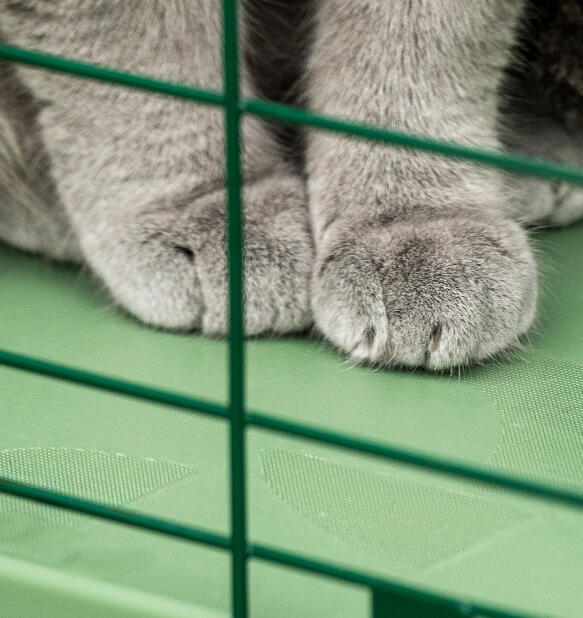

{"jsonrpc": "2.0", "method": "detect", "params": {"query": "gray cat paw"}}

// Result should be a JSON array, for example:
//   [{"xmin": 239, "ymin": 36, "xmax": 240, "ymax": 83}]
[
  {"xmin": 545, "ymin": 183, "xmax": 583, "ymax": 226},
  {"xmin": 87, "ymin": 175, "xmax": 313, "ymax": 336},
  {"xmin": 512, "ymin": 178, "xmax": 583, "ymax": 227},
  {"xmin": 312, "ymin": 216, "xmax": 537, "ymax": 370}
]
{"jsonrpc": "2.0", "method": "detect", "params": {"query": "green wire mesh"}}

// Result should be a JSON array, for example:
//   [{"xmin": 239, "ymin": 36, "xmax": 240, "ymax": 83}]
[{"xmin": 1, "ymin": 1, "xmax": 583, "ymax": 616}]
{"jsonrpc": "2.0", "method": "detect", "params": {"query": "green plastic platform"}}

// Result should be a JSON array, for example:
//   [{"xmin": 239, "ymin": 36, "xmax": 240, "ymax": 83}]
[{"xmin": 1, "ymin": 222, "xmax": 583, "ymax": 617}]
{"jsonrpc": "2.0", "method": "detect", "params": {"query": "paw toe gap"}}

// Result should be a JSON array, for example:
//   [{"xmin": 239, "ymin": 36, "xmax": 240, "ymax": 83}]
[
  {"xmin": 364, "ymin": 326, "xmax": 376, "ymax": 347},
  {"xmin": 425, "ymin": 324, "xmax": 443, "ymax": 367},
  {"xmin": 430, "ymin": 324, "xmax": 443, "ymax": 351},
  {"xmin": 172, "ymin": 244, "xmax": 195, "ymax": 262}
]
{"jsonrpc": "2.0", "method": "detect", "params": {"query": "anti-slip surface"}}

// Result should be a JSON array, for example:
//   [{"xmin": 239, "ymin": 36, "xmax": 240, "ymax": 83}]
[{"xmin": 0, "ymin": 222, "xmax": 582, "ymax": 617}]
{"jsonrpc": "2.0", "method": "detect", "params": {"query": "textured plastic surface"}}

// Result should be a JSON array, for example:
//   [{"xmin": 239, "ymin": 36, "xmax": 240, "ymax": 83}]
[{"xmin": 1, "ymin": 221, "xmax": 583, "ymax": 617}]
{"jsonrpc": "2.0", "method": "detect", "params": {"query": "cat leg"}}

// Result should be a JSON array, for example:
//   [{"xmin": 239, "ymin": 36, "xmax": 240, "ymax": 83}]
[
  {"xmin": 307, "ymin": 0, "xmax": 536, "ymax": 369},
  {"xmin": 1, "ymin": 1, "xmax": 313, "ymax": 335},
  {"xmin": 0, "ymin": 62, "xmax": 79, "ymax": 261}
]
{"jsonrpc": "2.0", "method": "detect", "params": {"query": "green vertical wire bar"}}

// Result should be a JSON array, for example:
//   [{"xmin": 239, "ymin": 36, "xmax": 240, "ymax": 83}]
[{"xmin": 223, "ymin": 0, "xmax": 248, "ymax": 617}]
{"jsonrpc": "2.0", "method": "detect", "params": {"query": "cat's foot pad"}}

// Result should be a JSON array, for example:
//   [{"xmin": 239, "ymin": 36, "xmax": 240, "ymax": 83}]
[{"xmin": 312, "ymin": 216, "xmax": 537, "ymax": 370}]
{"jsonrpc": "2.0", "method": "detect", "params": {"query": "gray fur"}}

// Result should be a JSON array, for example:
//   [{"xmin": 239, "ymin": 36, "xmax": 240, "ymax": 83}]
[
  {"xmin": 307, "ymin": 1, "xmax": 539, "ymax": 369},
  {"xmin": 503, "ymin": 116, "xmax": 583, "ymax": 227},
  {"xmin": 0, "ymin": 0, "xmax": 313, "ymax": 335},
  {"xmin": 0, "ymin": 1, "xmax": 581, "ymax": 369}
]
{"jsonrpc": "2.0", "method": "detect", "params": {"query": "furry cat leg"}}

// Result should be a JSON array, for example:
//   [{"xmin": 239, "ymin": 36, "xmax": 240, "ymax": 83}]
[
  {"xmin": 307, "ymin": 0, "xmax": 537, "ymax": 369},
  {"xmin": 502, "ymin": 0, "xmax": 583, "ymax": 229},
  {"xmin": 0, "ymin": 1, "xmax": 312, "ymax": 334},
  {"xmin": 0, "ymin": 62, "xmax": 78, "ymax": 261}
]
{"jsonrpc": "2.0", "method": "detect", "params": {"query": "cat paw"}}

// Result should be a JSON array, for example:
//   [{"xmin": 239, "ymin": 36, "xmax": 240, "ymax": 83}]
[
  {"xmin": 546, "ymin": 183, "xmax": 583, "ymax": 226},
  {"xmin": 513, "ymin": 177, "xmax": 583, "ymax": 227},
  {"xmin": 85, "ymin": 175, "xmax": 313, "ymax": 336},
  {"xmin": 312, "ymin": 216, "xmax": 537, "ymax": 370}
]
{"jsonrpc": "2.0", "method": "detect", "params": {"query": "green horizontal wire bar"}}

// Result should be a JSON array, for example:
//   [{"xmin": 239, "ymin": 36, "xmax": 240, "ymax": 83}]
[
  {"xmin": 0, "ymin": 44, "xmax": 224, "ymax": 107},
  {"xmin": 1, "ymin": 44, "xmax": 583, "ymax": 187},
  {"xmin": 243, "ymin": 98, "xmax": 583, "ymax": 187},
  {"xmin": 249, "ymin": 544, "xmax": 547, "ymax": 618},
  {"xmin": 246, "ymin": 412, "xmax": 583, "ymax": 508},
  {"xmin": 0, "ymin": 477, "xmax": 230, "ymax": 550},
  {"xmin": 0, "ymin": 475, "xmax": 547, "ymax": 618},
  {"xmin": 0, "ymin": 349, "xmax": 228, "ymax": 419},
  {"xmin": 1, "ymin": 347, "xmax": 582, "ymax": 509}
]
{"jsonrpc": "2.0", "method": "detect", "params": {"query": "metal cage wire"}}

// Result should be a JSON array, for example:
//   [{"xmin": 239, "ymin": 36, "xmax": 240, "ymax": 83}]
[{"xmin": 1, "ymin": 2, "xmax": 583, "ymax": 617}]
